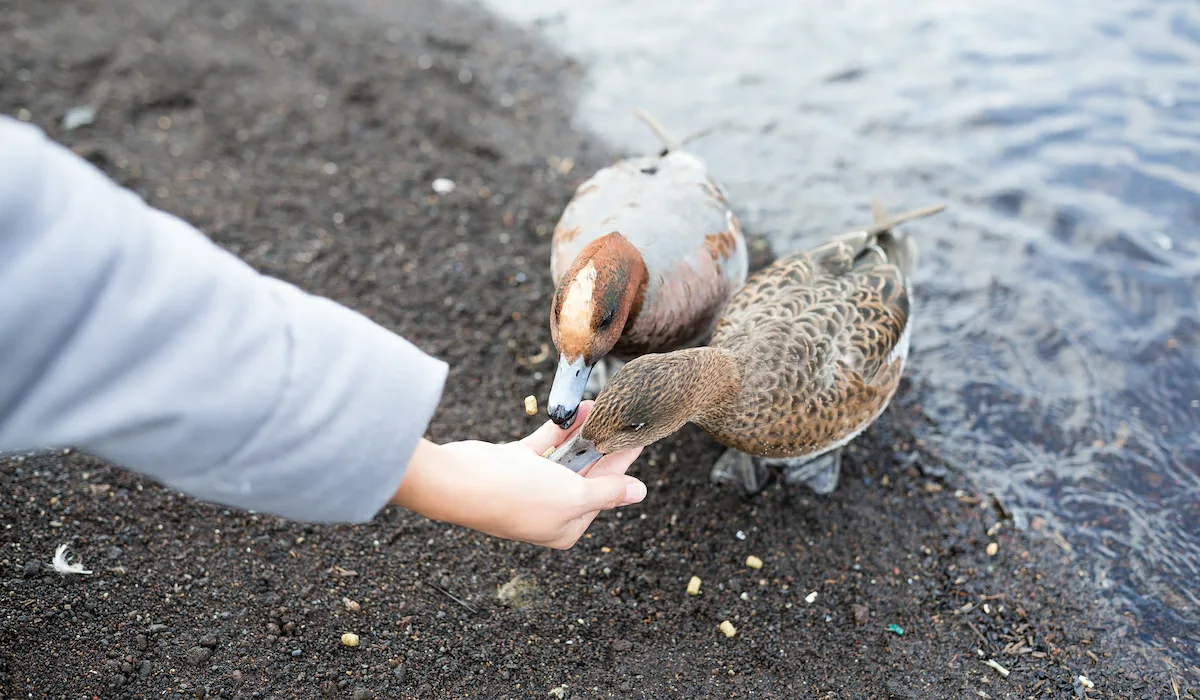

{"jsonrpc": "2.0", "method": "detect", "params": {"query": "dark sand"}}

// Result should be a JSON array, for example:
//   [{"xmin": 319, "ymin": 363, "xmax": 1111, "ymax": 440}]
[{"xmin": 0, "ymin": 0, "xmax": 1190, "ymax": 697}]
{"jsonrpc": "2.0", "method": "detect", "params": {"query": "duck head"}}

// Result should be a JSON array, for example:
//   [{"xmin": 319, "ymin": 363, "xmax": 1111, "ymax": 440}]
[
  {"xmin": 548, "ymin": 232, "xmax": 647, "ymax": 428},
  {"xmin": 549, "ymin": 348, "xmax": 739, "ymax": 471}
]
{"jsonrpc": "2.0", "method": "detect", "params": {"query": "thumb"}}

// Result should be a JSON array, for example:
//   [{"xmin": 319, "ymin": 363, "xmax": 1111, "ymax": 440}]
[{"xmin": 581, "ymin": 475, "xmax": 648, "ymax": 512}]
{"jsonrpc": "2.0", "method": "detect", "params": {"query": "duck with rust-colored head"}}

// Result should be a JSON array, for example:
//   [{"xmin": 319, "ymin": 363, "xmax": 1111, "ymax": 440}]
[
  {"xmin": 546, "ymin": 109, "xmax": 748, "ymax": 429},
  {"xmin": 549, "ymin": 201, "xmax": 947, "ymax": 496}
]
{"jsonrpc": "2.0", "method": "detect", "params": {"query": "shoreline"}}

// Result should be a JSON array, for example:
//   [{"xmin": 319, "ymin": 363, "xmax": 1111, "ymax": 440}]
[{"xmin": 0, "ymin": 0, "xmax": 1189, "ymax": 696}]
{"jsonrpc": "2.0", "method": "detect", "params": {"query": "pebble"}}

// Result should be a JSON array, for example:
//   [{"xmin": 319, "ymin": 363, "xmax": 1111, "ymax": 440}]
[
  {"xmin": 351, "ymin": 688, "xmax": 372, "ymax": 700},
  {"xmin": 147, "ymin": 624, "xmax": 168, "ymax": 634},
  {"xmin": 343, "ymin": 597, "xmax": 361, "ymax": 613},
  {"xmin": 686, "ymin": 576, "xmax": 702, "ymax": 596},
  {"xmin": 851, "ymin": 604, "xmax": 870, "ymax": 626},
  {"xmin": 291, "ymin": 648, "xmax": 303, "ymax": 657},
  {"xmin": 805, "ymin": 591, "xmax": 818, "ymax": 604},
  {"xmin": 524, "ymin": 395, "xmax": 538, "ymax": 416},
  {"xmin": 431, "ymin": 178, "xmax": 456, "ymax": 195},
  {"xmin": 611, "ymin": 639, "xmax": 632, "ymax": 652},
  {"xmin": 22, "ymin": 560, "xmax": 41, "ymax": 577},
  {"xmin": 198, "ymin": 633, "xmax": 218, "ymax": 648},
  {"xmin": 185, "ymin": 646, "xmax": 212, "ymax": 666},
  {"xmin": 105, "ymin": 546, "xmax": 123, "ymax": 560},
  {"xmin": 719, "ymin": 620, "xmax": 738, "ymax": 638},
  {"xmin": 62, "ymin": 105, "xmax": 96, "ymax": 131},
  {"xmin": 341, "ymin": 632, "xmax": 360, "ymax": 647},
  {"xmin": 745, "ymin": 555, "xmax": 763, "ymax": 569},
  {"xmin": 986, "ymin": 542, "xmax": 999, "ymax": 557}
]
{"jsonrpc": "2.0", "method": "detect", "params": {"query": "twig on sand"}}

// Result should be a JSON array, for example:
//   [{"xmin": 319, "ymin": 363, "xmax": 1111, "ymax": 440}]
[
  {"xmin": 424, "ymin": 579, "xmax": 478, "ymax": 615},
  {"xmin": 981, "ymin": 658, "xmax": 1010, "ymax": 678}
]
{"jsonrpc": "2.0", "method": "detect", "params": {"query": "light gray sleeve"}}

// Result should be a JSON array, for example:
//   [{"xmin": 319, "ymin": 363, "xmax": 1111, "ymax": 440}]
[{"xmin": 0, "ymin": 115, "xmax": 448, "ymax": 523}]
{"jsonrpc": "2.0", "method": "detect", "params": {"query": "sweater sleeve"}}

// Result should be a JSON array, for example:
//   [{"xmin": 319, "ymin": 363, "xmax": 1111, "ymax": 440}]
[{"xmin": 0, "ymin": 115, "xmax": 448, "ymax": 523}]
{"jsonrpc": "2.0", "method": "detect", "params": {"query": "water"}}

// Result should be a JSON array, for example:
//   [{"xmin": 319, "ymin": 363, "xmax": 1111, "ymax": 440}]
[{"xmin": 472, "ymin": 0, "xmax": 1200, "ymax": 664}]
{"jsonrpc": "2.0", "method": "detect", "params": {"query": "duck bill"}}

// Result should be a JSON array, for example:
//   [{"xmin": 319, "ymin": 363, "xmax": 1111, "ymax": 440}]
[
  {"xmin": 547, "ymin": 354, "xmax": 593, "ymax": 429},
  {"xmin": 548, "ymin": 432, "xmax": 606, "ymax": 473}
]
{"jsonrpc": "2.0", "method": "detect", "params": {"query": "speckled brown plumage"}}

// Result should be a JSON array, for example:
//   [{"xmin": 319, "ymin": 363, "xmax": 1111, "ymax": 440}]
[{"xmin": 574, "ymin": 203, "xmax": 946, "ymax": 464}]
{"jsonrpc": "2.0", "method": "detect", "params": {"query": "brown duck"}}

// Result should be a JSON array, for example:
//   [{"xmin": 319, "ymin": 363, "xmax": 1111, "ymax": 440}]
[
  {"xmin": 545, "ymin": 109, "xmax": 748, "ymax": 429},
  {"xmin": 550, "ymin": 201, "xmax": 946, "ymax": 495}
]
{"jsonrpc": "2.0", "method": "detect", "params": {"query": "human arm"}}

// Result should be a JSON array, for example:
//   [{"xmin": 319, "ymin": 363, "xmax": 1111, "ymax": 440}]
[
  {"xmin": 392, "ymin": 400, "xmax": 645, "ymax": 549},
  {"xmin": 0, "ymin": 114, "xmax": 447, "ymax": 523}
]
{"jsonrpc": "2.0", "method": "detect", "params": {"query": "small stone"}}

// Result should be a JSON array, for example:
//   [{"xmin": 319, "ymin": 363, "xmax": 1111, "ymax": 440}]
[
  {"xmin": 686, "ymin": 576, "xmax": 702, "ymax": 596},
  {"xmin": 351, "ymin": 688, "xmax": 372, "ymax": 700},
  {"xmin": 745, "ymin": 555, "xmax": 763, "ymax": 569},
  {"xmin": 138, "ymin": 661, "xmax": 152, "ymax": 677},
  {"xmin": 266, "ymin": 623, "xmax": 281, "ymax": 635},
  {"xmin": 341, "ymin": 632, "xmax": 360, "ymax": 647},
  {"xmin": 198, "ymin": 633, "xmax": 218, "ymax": 648},
  {"xmin": 431, "ymin": 178, "xmax": 456, "ymax": 195},
  {"xmin": 105, "ymin": 546, "xmax": 123, "ymax": 560},
  {"xmin": 524, "ymin": 395, "xmax": 538, "ymax": 416},
  {"xmin": 342, "ymin": 597, "xmax": 361, "ymax": 613},
  {"xmin": 851, "ymin": 603, "xmax": 870, "ymax": 626},
  {"xmin": 22, "ymin": 560, "xmax": 42, "ymax": 576},
  {"xmin": 290, "ymin": 648, "xmax": 303, "ymax": 657},
  {"xmin": 548, "ymin": 685, "xmax": 567, "ymax": 698},
  {"xmin": 1078, "ymin": 675, "xmax": 1094, "ymax": 689},
  {"xmin": 147, "ymin": 624, "xmax": 168, "ymax": 634},
  {"xmin": 719, "ymin": 620, "xmax": 737, "ymax": 638},
  {"xmin": 805, "ymin": 591, "xmax": 818, "ymax": 604},
  {"xmin": 135, "ymin": 634, "xmax": 148, "ymax": 651},
  {"xmin": 986, "ymin": 542, "xmax": 999, "ymax": 557},
  {"xmin": 611, "ymin": 639, "xmax": 632, "ymax": 652},
  {"xmin": 62, "ymin": 105, "xmax": 96, "ymax": 131},
  {"xmin": 393, "ymin": 665, "xmax": 406, "ymax": 683},
  {"xmin": 186, "ymin": 646, "xmax": 212, "ymax": 666}
]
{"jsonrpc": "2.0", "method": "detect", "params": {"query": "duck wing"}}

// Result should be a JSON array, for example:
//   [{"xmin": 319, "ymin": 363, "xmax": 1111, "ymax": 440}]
[{"xmin": 707, "ymin": 204, "xmax": 943, "ymax": 456}]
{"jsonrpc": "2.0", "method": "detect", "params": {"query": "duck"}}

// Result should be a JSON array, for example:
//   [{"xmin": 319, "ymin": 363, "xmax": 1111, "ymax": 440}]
[
  {"xmin": 545, "ymin": 109, "xmax": 749, "ymax": 429},
  {"xmin": 549, "ymin": 201, "xmax": 947, "ymax": 496}
]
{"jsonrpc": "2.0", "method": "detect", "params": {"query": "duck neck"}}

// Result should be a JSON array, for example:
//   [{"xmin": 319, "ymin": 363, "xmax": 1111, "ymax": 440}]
[{"xmin": 676, "ymin": 347, "xmax": 742, "ymax": 425}]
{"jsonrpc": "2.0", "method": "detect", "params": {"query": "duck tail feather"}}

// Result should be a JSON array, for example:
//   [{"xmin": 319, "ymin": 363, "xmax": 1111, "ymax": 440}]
[
  {"xmin": 633, "ymin": 108, "xmax": 685, "ymax": 153},
  {"xmin": 858, "ymin": 201, "xmax": 946, "ymax": 278}
]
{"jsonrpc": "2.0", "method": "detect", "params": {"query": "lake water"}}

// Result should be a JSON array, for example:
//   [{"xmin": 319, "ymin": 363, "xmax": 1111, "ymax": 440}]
[{"xmin": 474, "ymin": 0, "xmax": 1200, "ymax": 665}]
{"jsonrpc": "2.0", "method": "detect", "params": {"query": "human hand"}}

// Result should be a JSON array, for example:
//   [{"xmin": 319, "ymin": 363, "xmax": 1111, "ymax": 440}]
[{"xmin": 391, "ymin": 401, "xmax": 645, "ymax": 549}]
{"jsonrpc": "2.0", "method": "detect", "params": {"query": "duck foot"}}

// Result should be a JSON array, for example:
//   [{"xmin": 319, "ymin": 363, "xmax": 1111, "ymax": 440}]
[
  {"xmin": 584, "ymin": 357, "xmax": 625, "ymax": 396},
  {"xmin": 709, "ymin": 449, "xmax": 773, "ymax": 495},
  {"xmin": 779, "ymin": 450, "xmax": 842, "ymax": 495}
]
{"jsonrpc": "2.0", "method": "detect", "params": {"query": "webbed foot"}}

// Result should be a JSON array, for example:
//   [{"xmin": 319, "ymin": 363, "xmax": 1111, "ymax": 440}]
[
  {"xmin": 710, "ymin": 449, "xmax": 773, "ymax": 495},
  {"xmin": 780, "ymin": 450, "xmax": 843, "ymax": 495}
]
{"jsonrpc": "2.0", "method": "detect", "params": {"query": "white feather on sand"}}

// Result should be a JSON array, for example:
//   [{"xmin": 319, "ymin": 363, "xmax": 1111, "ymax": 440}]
[{"xmin": 50, "ymin": 544, "xmax": 92, "ymax": 575}]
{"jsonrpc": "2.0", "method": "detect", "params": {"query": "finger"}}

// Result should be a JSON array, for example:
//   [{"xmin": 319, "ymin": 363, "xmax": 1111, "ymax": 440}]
[
  {"xmin": 579, "ymin": 473, "xmax": 647, "ymax": 512},
  {"xmin": 520, "ymin": 400, "xmax": 595, "ymax": 455},
  {"xmin": 579, "ymin": 446, "xmax": 642, "ymax": 479}
]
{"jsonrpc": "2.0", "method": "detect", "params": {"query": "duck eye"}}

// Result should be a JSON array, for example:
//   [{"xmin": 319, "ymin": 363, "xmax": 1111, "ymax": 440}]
[
  {"xmin": 598, "ymin": 310, "xmax": 617, "ymax": 329},
  {"xmin": 627, "ymin": 423, "xmax": 646, "ymax": 432}
]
